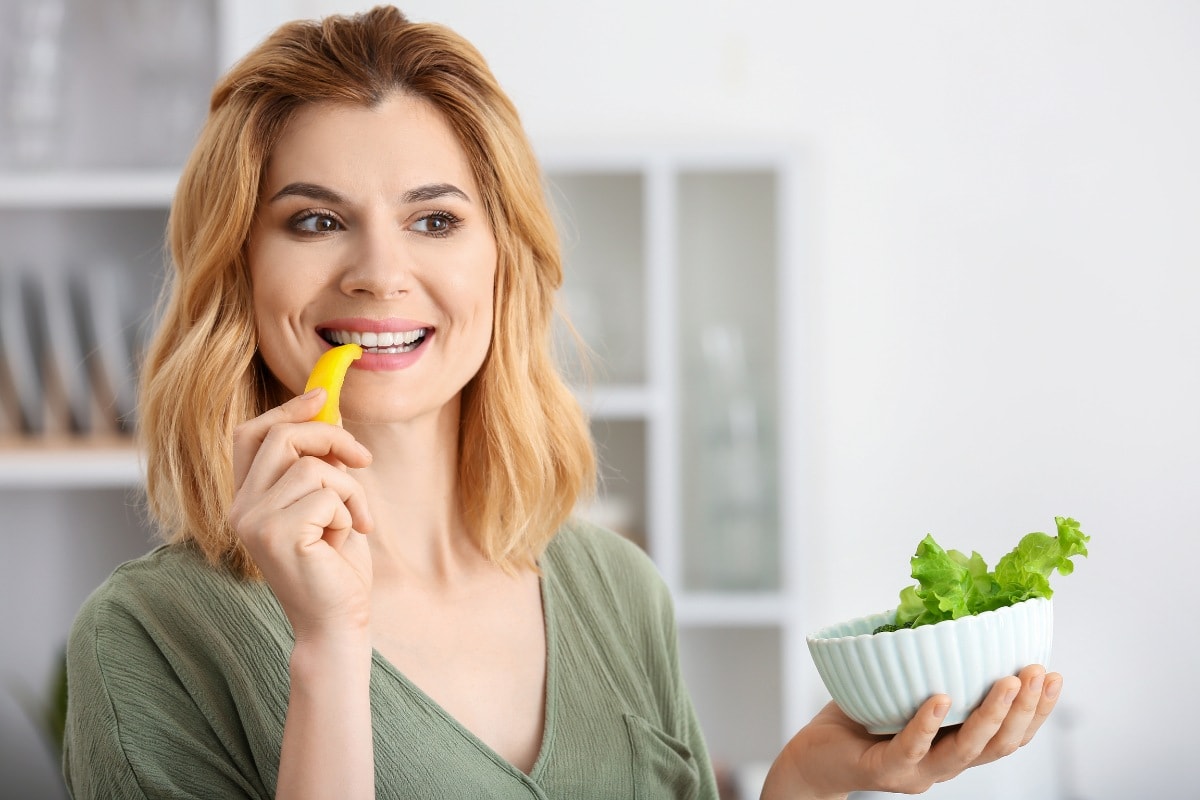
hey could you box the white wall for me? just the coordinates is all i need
[289,2,1198,796]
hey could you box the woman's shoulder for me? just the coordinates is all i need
[545,518,672,613]
[80,542,237,611]
[65,545,285,799]
[548,517,659,574]
[71,541,281,649]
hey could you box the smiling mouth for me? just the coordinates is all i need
[320,327,429,354]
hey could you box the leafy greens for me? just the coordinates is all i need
[885,516,1090,631]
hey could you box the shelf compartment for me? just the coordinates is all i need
[678,625,784,775]
[577,418,647,550]
[546,170,647,387]
[677,170,782,593]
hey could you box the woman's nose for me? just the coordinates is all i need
[338,225,410,298]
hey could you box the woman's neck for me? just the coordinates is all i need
[346,405,478,582]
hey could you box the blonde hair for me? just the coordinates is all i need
[140,5,595,578]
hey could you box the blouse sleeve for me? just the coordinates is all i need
[63,589,265,799]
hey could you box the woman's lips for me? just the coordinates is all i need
[316,318,433,370]
[322,327,428,352]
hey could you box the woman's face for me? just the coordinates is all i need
[247,94,497,426]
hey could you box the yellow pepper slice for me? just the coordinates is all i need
[303,343,363,425]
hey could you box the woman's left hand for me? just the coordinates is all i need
[761,664,1062,800]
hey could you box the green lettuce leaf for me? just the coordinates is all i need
[990,516,1090,607]
[890,516,1089,630]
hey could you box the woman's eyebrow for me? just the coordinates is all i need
[267,181,471,204]
[402,183,471,204]
[268,182,346,205]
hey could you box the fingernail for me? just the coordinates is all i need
[1031,674,1045,694]
[1003,688,1018,705]
[934,701,951,719]
[1045,678,1062,700]
[298,388,322,400]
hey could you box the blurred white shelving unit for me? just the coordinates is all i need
[0,4,285,798]
[0,1,809,793]
[541,147,810,774]
[0,170,179,209]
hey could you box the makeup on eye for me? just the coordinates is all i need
[271,180,471,239]
[410,210,463,237]
[289,208,344,234]
[285,208,464,238]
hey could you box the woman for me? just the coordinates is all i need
[63,7,1061,799]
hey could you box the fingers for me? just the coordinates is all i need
[915,675,1021,779]
[874,694,950,792]
[889,694,948,763]
[263,456,374,536]
[1024,671,1063,744]
[231,452,374,540]
[982,666,1062,758]
[945,673,1026,764]
[276,488,356,549]
[910,665,1063,783]
[229,389,375,544]
[951,665,1063,768]
[233,389,324,488]
[880,664,1063,792]
[968,665,1045,762]
[809,666,1064,797]
[233,389,373,491]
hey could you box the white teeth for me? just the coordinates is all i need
[325,328,427,352]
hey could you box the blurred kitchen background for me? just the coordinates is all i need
[1,1,1196,798]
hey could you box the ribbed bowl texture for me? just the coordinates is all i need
[806,597,1053,734]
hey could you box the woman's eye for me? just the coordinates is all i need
[411,212,461,237]
[291,211,342,234]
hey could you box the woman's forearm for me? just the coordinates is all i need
[760,752,846,800]
[277,632,375,799]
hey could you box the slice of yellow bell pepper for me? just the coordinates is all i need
[303,343,363,425]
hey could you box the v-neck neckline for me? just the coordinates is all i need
[369,549,558,782]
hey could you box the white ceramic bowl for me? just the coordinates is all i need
[806,597,1053,734]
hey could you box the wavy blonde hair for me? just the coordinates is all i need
[140,5,595,578]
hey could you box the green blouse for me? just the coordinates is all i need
[63,520,718,799]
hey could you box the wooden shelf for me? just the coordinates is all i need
[0,438,143,488]
[0,383,659,489]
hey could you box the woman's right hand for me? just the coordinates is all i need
[228,388,375,643]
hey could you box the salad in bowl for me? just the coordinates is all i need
[806,516,1090,733]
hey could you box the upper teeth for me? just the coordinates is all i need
[326,329,427,347]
